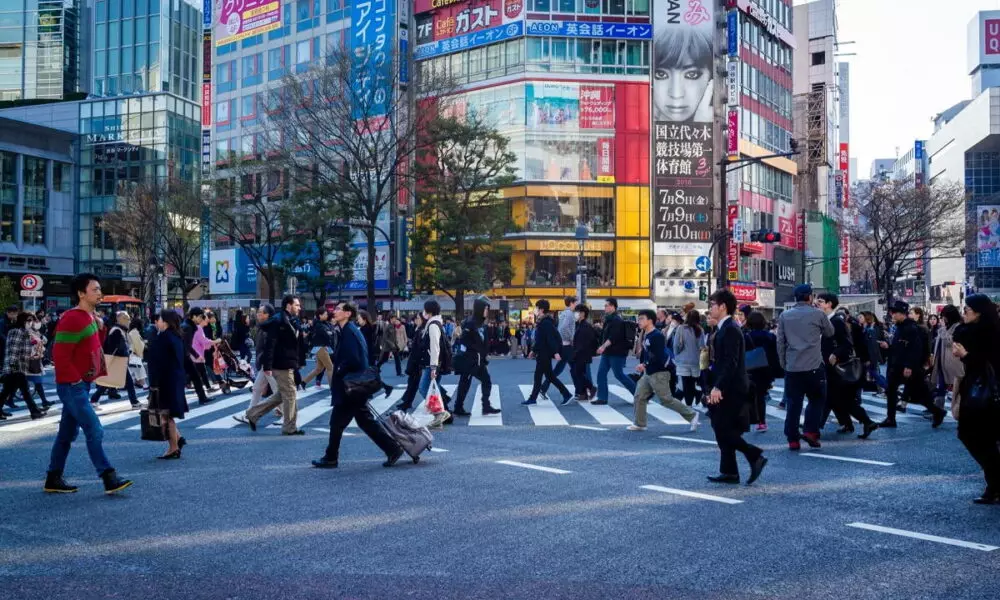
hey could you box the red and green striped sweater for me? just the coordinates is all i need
[53,307,106,384]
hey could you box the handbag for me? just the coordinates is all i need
[745,347,769,371]
[964,365,1000,411]
[95,354,128,389]
[139,388,168,441]
[835,357,864,384]
[342,366,383,398]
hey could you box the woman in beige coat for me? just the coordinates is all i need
[931,305,964,410]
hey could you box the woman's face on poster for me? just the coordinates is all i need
[653,65,711,122]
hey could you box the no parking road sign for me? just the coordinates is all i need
[20,274,43,291]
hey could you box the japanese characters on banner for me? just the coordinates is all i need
[652,0,715,255]
[840,232,850,288]
[730,281,757,303]
[525,82,614,130]
[776,200,797,249]
[838,142,849,208]
[351,0,396,120]
[415,0,523,45]
[214,0,282,47]
[727,205,739,281]
[596,138,614,183]
[525,21,651,39]
[727,109,739,159]
[202,83,212,126]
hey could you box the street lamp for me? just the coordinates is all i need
[575,224,589,306]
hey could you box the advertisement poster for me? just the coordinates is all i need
[202,83,212,126]
[415,0,523,44]
[976,205,1000,268]
[652,0,715,254]
[839,142,850,208]
[596,138,614,183]
[730,281,757,303]
[727,205,739,281]
[525,21,650,39]
[525,83,614,130]
[351,0,396,119]
[840,232,851,288]
[214,0,282,47]
[776,200,797,250]
[415,20,522,60]
[209,249,237,295]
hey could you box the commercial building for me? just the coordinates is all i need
[0,0,84,102]
[0,116,77,308]
[415,0,655,311]
[714,0,798,313]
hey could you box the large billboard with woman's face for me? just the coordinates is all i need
[651,0,715,256]
[977,205,1000,268]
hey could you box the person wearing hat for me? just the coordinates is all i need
[879,300,947,428]
[775,284,835,450]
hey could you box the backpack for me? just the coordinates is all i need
[621,320,638,349]
[425,321,454,374]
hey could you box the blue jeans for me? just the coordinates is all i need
[48,382,113,476]
[783,369,827,441]
[868,363,887,390]
[597,354,636,401]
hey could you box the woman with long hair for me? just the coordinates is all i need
[183,307,219,403]
[147,310,189,459]
[673,310,706,407]
[357,310,378,367]
[0,312,47,419]
[952,295,1000,504]
[861,311,888,394]
[931,305,964,412]
[746,311,780,432]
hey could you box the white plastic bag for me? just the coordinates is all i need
[412,379,448,428]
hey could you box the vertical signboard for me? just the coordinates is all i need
[652,0,715,256]
[838,142,849,208]
[727,109,739,159]
[727,205,739,281]
[839,232,850,288]
[351,0,396,121]
[203,0,212,28]
[727,10,739,56]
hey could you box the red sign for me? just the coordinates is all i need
[742,241,764,255]
[419,0,523,42]
[579,85,614,129]
[777,200,796,249]
[796,211,805,251]
[203,32,212,82]
[727,109,739,158]
[596,138,614,180]
[840,233,850,276]
[730,281,757,303]
[727,205,739,280]
[839,142,849,208]
[20,274,41,291]
[986,19,1000,55]
[202,83,212,126]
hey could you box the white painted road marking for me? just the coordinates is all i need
[429,447,448,453]
[641,485,744,505]
[571,425,608,431]
[802,454,894,466]
[469,386,503,426]
[495,460,571,474]
[578,389,633,425]
[610,385,689,425]
[659,435,717,445]
[518,385,569,426]
[846,522,998,552]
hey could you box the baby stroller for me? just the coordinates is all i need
[213,339,252,390]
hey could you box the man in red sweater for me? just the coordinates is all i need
[43,273,132,495]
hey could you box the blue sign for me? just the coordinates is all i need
[525,20,651,40]
[200,206,211,278]
[351,0,396,119]
[695,256,711,272]
[203,0,211,28]
[415,21,524,61]
[914,140,924,160]
[727,10,738,56]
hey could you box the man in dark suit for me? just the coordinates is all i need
[706,290,768,486]
[521,299,574,406]
[816,293,878,439]
[312,302,403,469]
[570,304,598,401]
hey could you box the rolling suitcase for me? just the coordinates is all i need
[377,408,433,463]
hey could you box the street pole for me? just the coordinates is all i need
[718,158,729,292]
[575,224,589,306]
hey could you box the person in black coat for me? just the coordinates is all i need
[521,299,573,406]
[705,290,767,486]
[952,294,1000,504]
[358,310,378,367]
[147,310,189,459]
[879,300,946,428]
[245,296,304,435]
[571,304,599,401]
[745,311,779,432]
[453,298,501,417]
[312,302,403,469]
[816,294,878,439]
[231,310,251,360]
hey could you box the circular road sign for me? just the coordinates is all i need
[20,274,43,291]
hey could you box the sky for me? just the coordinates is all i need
[834,0,1000,175]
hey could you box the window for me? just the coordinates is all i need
[241,94,257,122]
[524,251,615,288]
[296,39,312,65]
[0,151,14,242]
[216,60,235,92]
[216,99,232,124]
[241,53,262,86]
[519,196,615,234]
[53,163,71,193]
[811,51,825,66]
[23,157,47,245]
[268,45,289,80]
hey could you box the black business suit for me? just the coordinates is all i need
[524,314,572,403]
[710,317,762,478]
[822,314,874,428]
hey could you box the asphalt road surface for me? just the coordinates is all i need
[1,357,998,599]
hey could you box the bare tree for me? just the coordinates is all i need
[206,157,295,305]
[258,43,453,310]
[411,114,516,320]
[846,180,967,307]
[104,182,159,307]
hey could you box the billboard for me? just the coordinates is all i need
[652,0,715,256]
[415,20,522,60]
[214,0,282,47]
[415,0,524,44]
[839,142,850,208]
[977,205,1000,268]
[525,82,614,130]
[202,83,212,126]
[351,0,396,120]
[525,21,650,39]
[840,232,850,288]
[209,249,237,295]
[776,200,797,249]
[968,12,1000,72]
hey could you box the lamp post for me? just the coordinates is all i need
[575,224,589,306]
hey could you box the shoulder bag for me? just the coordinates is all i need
[139,387,169,441]
[342,366,384,399]
[964,364,1000,412]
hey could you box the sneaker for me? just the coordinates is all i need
[801,432,822,448]
[755,423,768,432]
[788,441,801,451]
[626,424,647,431]
[520,399,537,406]
[690,413,701,433]
[232,415,249,425]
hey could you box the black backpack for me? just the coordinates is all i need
[426,321,454,374]
[622,320,638,349]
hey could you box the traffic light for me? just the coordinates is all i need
[750,229,781,244]
[698,284,707,301]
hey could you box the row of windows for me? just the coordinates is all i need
[739,107,793,157]
[95,0,166,22]
[94,16,160,52]
[740,13,792,75]
[216,31,346,95]
[0,152,63,246]
[94,43,159,80]
[525,0,649,17]
[739,161,793,204]
[741,62,791,120]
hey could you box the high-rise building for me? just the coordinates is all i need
[0,0,84,102]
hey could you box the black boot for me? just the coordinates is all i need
[100,469,133,495]
[43,471,78,494]
[482,404,501,415]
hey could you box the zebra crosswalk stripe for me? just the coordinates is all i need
[608,385,688,425]
[518,385,569,426]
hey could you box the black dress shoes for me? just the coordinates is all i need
[746,456,768,486]
[383,447,404,467]
[312,457,339,469]
[707,474,740,484]
[973,489,1000,505]
[858,422,878,440]
[878,419,897,428]
[836,425,855,434]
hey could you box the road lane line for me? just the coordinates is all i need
[518,385,569,426]
[802,454,894,466]
[571,425,608,431]
[659,435,717,445]
[469,386,503,426]
[128,390,256,430]
[641,485,743,505]
[846,522,998,552]
[495,460,571,474]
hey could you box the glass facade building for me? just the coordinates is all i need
[0,0,82,102]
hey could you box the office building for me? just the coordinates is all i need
[0,0,84,102]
